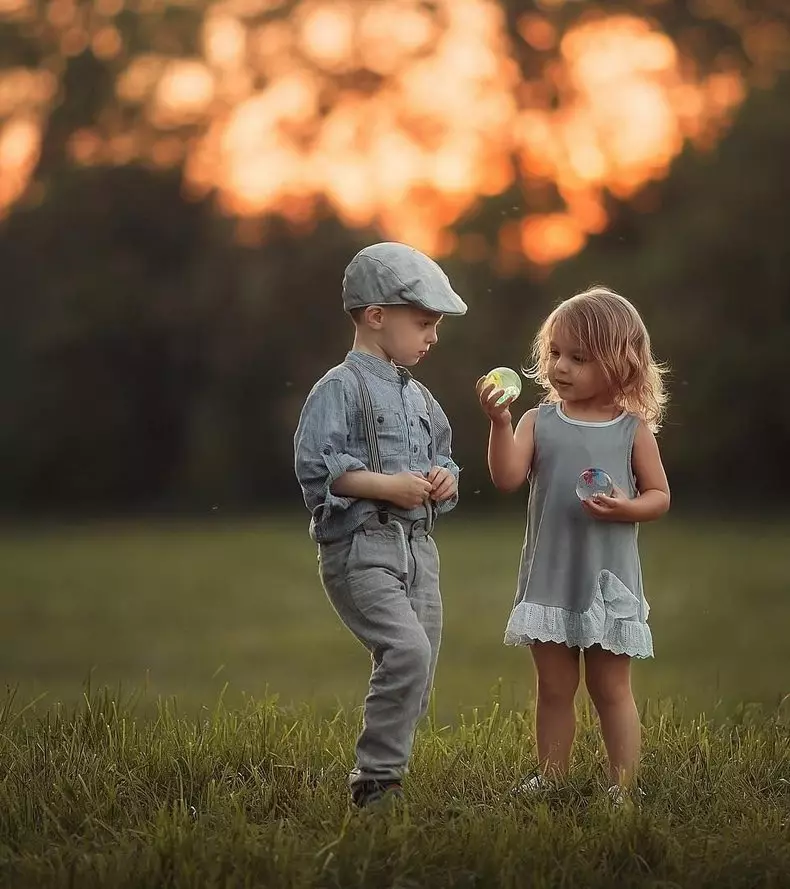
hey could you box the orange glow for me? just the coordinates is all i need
[117,55,165,104]
[0,1,783,265]
[150,137,185,168]
[47,0,76,29]
[0,69,57,115]
[106,132,139,164]
[0,0,29,16]
[0,117,41,215]
[61,27,89,57]
[203,15,247,70]
[358,2,435,75]
[520,214,586,265]
[518,15,557,52]
[250,21,294,78]
[95,0,124,16]
[92,26,122,60]
[67,128,103,165]
[152,61,215,127]
[297,1,356,73]
[507,14,747,263]
[562,189,607,235]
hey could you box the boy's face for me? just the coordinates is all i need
[365,305,444,366]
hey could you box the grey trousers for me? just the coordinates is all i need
[318,514,442,789]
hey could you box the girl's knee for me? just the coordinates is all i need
[537,672,579,707]
[585,673,633,709]
[532,642,580,706]
[584,647,634,709]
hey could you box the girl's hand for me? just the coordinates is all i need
[475,377,514,427]
[581,485,636,522]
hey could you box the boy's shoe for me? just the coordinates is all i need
[351,780,405,809]
[513,772,553,795]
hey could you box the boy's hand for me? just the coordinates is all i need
[384,471,434,510]
[427,466,457,502]
[581,486,635,522]
[475,377,514,427]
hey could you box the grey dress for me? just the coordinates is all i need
[504,403,654,658]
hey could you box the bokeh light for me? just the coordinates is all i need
[0,0,788,263]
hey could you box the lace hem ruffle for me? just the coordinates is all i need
[504,569,654,658]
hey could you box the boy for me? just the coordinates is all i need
[293,242,467,808]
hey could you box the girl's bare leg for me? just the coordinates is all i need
[530,641,581,777]
[584,645,640,786]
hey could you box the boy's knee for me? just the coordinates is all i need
[390,633,432,685]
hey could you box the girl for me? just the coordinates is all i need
[476,286,670,802]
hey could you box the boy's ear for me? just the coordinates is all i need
[364,305,385,328]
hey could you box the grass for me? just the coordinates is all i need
[0,516,788,887]
[0,514,787,719]
[0,687,789,888]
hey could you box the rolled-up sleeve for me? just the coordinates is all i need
[294,379,367,521]
[431,397,460,514]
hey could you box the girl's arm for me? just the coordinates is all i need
[582,420,670,523]
[628,421,671,521]
[488,408,537,493]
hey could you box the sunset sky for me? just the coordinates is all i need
[0,0,786,267]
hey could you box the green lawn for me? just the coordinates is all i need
[1,517,789,887]
[0,515,786,721]
[0,689,788,888]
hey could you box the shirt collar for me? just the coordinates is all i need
[346,350,411,384]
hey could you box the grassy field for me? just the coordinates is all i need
[0,515,787,719]
[0,688,789,888]
[1,516,788,887]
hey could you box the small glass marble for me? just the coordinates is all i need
[482,366,522,407]
[576,467,614,501]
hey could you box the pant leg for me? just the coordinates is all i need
[318,522,433,787]
[405,534,442,720]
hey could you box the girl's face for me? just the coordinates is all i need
[546,325,609,404]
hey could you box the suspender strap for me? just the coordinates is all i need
[345,361,383,474]
[344,361,388,521]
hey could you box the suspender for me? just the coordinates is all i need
[344,361,435,529]
[345,361,384,473]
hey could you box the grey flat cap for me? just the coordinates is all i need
[342,242,468,316]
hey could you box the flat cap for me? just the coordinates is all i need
[342,242,467,316]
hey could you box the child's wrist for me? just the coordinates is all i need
[372,472,393,501]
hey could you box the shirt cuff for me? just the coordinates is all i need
[434,458,460,514]
[318,445,367,520]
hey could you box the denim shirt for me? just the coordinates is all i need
[294,351,460,542]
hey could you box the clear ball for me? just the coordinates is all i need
[483,366,522,406]
[576,467,614,501]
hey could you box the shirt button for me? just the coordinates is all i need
[410,420,414,426]
[322,447,331,455]
[413,445,418,453]
[377,416,384,423]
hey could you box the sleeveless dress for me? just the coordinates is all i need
[504,403,654,658]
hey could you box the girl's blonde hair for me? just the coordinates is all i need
[525,286,668,431]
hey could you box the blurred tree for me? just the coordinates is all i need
[0,1,789,513]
